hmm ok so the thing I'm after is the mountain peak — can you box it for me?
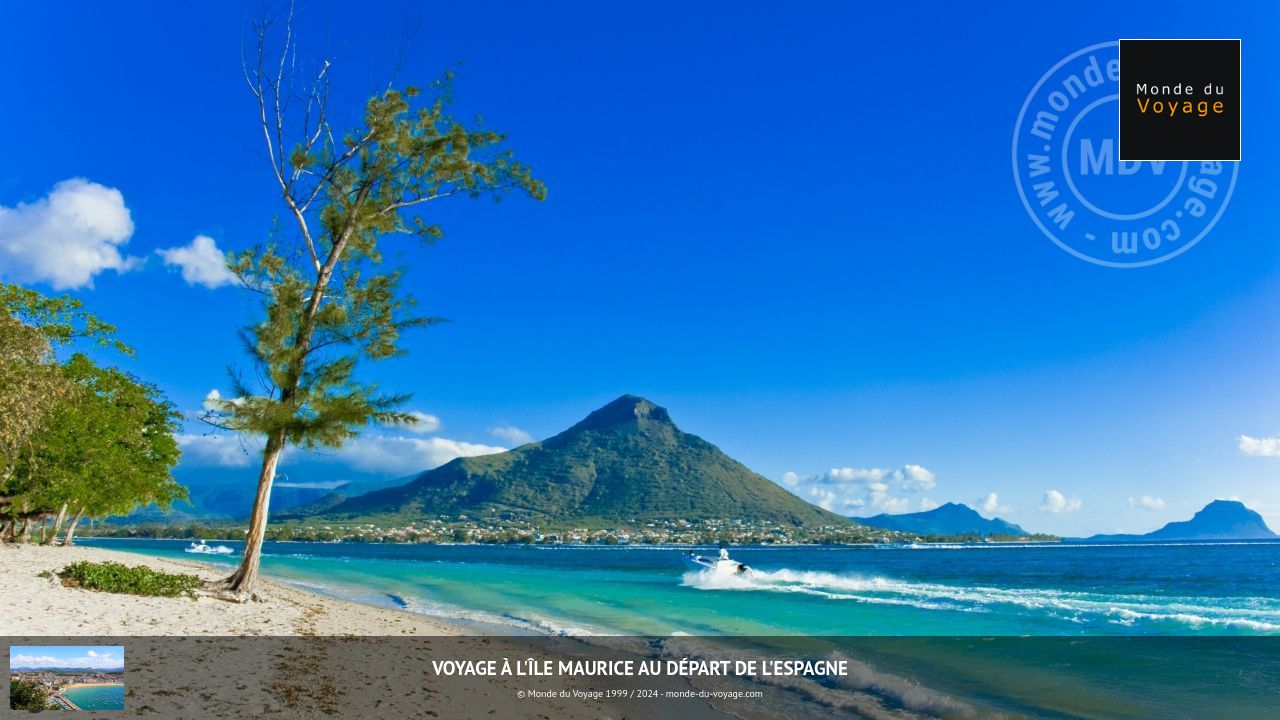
[314,394,847,527]
[1086,499,1276,542]
[570,394,672,431]
[857,502,1028,537]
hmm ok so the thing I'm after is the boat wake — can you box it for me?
[682,567,1280,633]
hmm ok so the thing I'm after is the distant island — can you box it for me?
[857,502,1031,538]
[1083,500,1277,542]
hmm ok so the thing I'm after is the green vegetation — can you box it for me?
[58,560,201,598]
[0,283,184,544]
[300,395,853,529]
[200,11,545,596]
[9,676,50,711]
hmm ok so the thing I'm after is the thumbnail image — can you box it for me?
[9,646,124,712]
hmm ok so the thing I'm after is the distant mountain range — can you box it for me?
[1084,500,1276,542]
[856,502,1029,537]
[289,394,850,527]
[119,474,410,523]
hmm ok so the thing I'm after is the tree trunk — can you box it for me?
[43,503,68,545]
[224,430,287,596]
[19,517,31,543]
[63,508,86,546]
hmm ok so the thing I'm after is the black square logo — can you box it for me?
[1119,39,1240,161]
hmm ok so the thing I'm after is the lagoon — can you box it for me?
[62,683,125,711]
[81,537,1280,636]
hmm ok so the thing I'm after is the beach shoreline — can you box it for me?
[0,543,468,636]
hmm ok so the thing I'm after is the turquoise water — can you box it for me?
[62,683,125,710]
[82,539,1280,636]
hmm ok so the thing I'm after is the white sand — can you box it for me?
[0,542,728,718]
[0,542,462,636]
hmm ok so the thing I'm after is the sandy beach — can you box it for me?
[0,542,463,636]
[1,543,723,718]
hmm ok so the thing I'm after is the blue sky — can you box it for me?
[2,1,1278,535]
[10,646,123,671]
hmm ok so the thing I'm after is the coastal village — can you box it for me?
[87,513,1058,545]
[9,670,124,711]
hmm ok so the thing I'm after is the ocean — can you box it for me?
[75,538,1280,718]
[81,538,1280,636]
[61,683,125,710]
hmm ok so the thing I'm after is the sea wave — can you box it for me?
[682,567,1280,633]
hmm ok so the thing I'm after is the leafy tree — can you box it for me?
[202,12,544,597]
[0,283,181,544]
[9,677,50,711]
[0,281,124,538]
[33,355,185,544]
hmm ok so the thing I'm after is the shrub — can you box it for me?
[10,677,50,711]
[58,561,201,598]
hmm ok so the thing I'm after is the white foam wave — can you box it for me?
[681,568,1280,633]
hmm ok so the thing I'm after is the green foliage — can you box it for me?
[1,285,180,536]
[317,395,851,528]
[9,677,50,711]
[0,282,132,355]
[209,74,544,454]
[59,561,201,598]
[6,354,185,524]
[0,311,68,478]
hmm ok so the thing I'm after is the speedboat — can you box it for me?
[185,539,234,555]
[684,548,751,576]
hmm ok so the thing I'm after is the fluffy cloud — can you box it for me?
[177,433,263,468]
[1040,490,1082,514]
[978,492,1012,515]
[782,464,938,515]
[323,435,505,475]
[11,650,121,670]
[0,178,138,289]
[157,234,235,288]
[403,411,442,434]
[1238,435,1280,457]
[488,425,534,445]
[1128,495,1167,510]
[177,430,504,476]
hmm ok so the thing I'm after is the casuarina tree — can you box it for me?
[203,8,544,598]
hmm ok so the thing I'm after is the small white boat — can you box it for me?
[684,548,752,576]
[185,539,234,555]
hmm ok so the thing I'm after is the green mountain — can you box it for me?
[301,395,850,527]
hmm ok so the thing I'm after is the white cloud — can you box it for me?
[177,426,505,477]
[176,433,263,468]
[1040,490,1082,514]
[323,435,506,475]
[488,425,534,445]
[1239,435,1280,457]
[201,388,246,413]
[402,411,442,434]
[0,178,138,289]
[978,492,1011,515]
[1128,495,1167,510]
[782,464,938,515]
[157,234,235,288]
[11,651,121,670]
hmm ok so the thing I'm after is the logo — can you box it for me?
[1012,42,1237,268]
